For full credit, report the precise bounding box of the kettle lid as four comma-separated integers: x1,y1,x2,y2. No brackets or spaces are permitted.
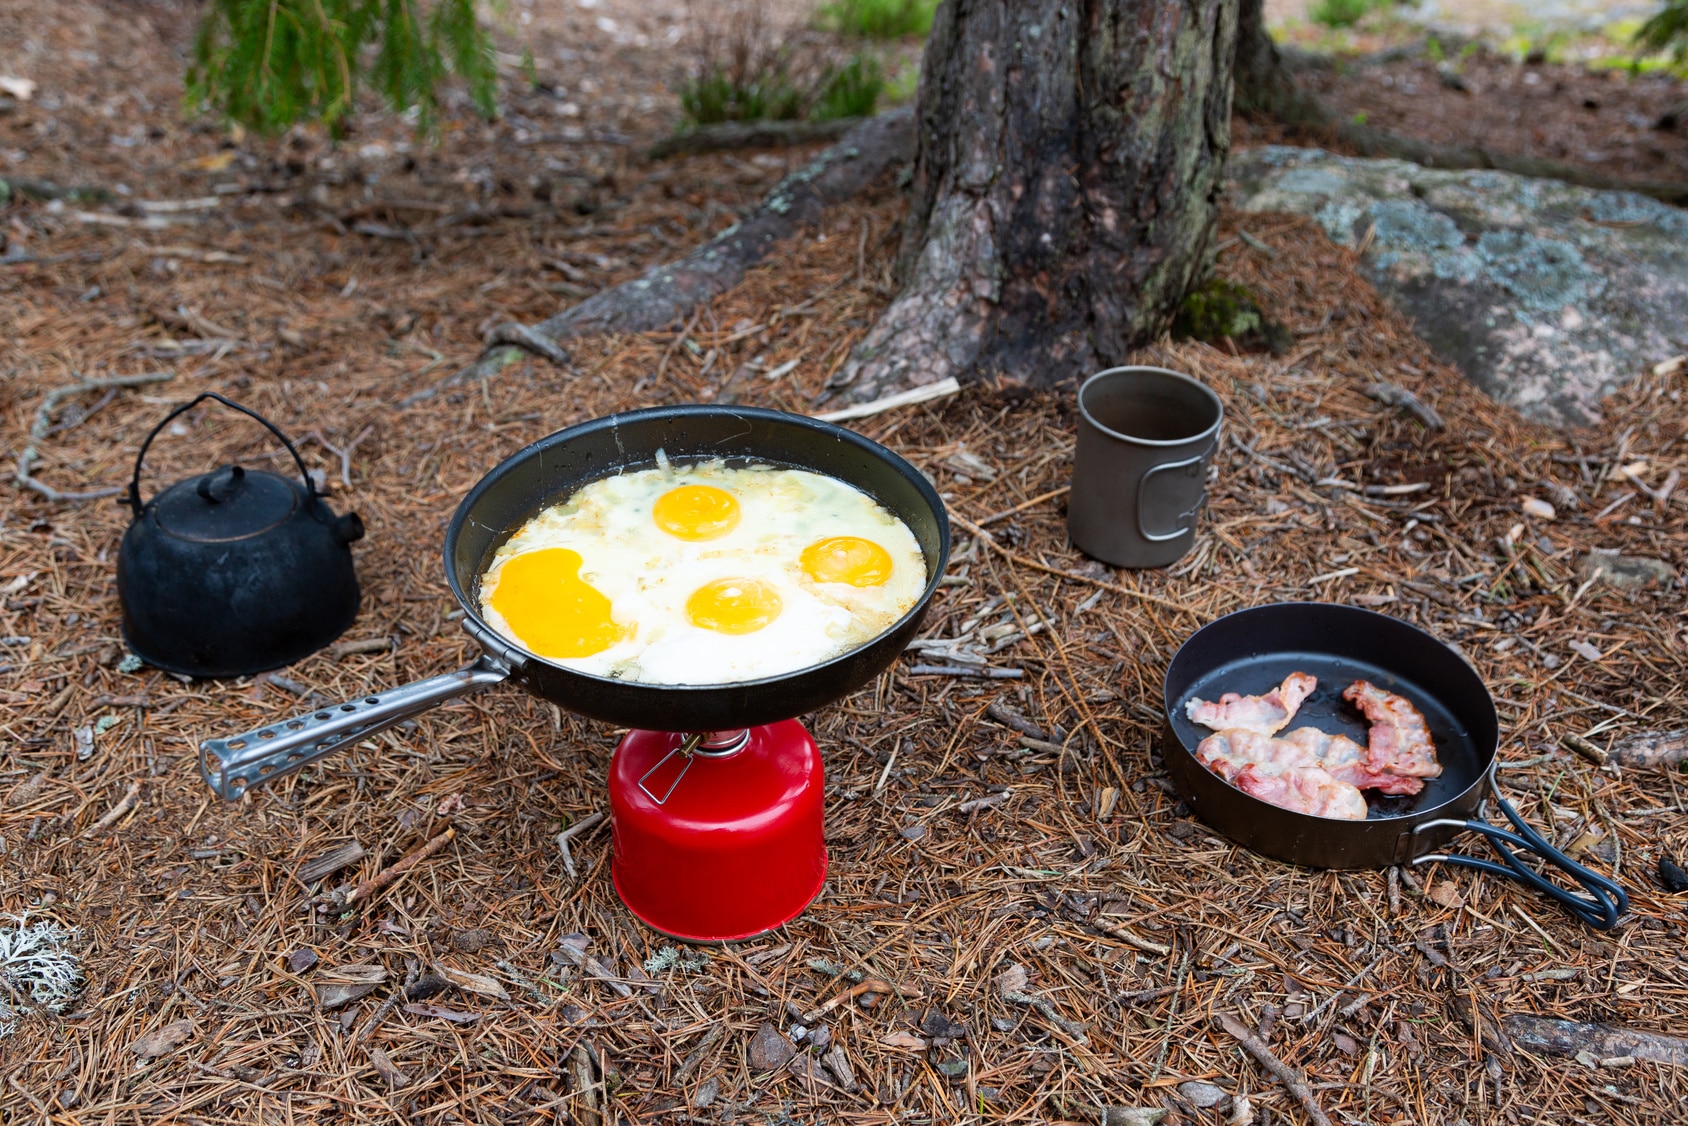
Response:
152,464,301,543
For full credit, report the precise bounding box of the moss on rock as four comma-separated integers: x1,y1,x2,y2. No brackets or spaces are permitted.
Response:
1172,278,1291,355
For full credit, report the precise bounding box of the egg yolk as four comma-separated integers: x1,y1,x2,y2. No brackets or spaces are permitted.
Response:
653,485,740,540
801,536,894,587
686,578,782,634
488,548,626,659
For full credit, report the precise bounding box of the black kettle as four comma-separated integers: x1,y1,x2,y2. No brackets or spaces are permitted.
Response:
117,393,365,678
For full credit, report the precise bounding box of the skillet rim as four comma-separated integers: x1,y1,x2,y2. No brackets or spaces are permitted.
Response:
441,403,951,702
1159,600,1498,854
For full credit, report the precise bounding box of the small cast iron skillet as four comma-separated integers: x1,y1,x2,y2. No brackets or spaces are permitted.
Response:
1161,602,1627,929
200,405,949,799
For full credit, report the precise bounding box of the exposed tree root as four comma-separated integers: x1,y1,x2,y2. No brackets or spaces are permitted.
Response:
822,194,995,405
407,109,915,408
1234,6,1688,207
644,118,864,161
1331,121,1688,207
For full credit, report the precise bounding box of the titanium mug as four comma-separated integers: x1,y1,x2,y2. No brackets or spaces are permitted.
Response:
1067,366,1223,569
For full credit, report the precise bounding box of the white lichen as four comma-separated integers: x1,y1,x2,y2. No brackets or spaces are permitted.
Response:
0,915,84,1039
642,945,711,975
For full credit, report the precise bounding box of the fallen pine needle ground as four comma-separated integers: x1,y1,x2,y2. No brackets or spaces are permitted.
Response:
1,0,1687,1122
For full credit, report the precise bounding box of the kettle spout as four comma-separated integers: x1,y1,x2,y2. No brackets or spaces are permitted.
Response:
333,511,366,545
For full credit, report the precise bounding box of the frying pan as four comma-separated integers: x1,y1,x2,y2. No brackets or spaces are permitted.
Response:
199,405,949,799
1161,602,1627,929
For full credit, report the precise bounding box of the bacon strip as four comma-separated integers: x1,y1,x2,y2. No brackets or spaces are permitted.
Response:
1342,680,1443,784
1195,729,1369,820
1281,726,1425,796
1183,673,1444,820
1184,672,1318,736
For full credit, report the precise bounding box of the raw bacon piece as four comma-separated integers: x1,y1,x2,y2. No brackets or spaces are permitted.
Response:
1194,729,1369,820
1198,726,1418,796
1343,680,1443,784
1281,726,1425,796
1230,762,1368,821
1184,672,1318,736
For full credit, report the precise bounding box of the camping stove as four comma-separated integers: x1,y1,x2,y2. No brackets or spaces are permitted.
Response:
608,721,826,943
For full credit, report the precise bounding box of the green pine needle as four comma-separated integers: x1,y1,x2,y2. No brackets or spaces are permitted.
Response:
187,0,498,136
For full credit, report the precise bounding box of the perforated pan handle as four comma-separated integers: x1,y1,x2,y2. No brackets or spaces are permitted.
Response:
198,620,524,800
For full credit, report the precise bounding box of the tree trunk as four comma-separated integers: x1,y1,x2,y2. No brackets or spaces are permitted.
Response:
1233,0,1324,125
830,0,1239,403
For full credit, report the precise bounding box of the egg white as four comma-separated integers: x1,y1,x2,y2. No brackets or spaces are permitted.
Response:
479,459,926,685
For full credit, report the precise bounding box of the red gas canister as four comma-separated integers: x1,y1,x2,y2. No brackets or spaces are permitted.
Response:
609,722,827,943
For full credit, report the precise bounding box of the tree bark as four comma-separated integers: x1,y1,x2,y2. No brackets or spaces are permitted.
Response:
1233,0,1324,125
829,0,1239,404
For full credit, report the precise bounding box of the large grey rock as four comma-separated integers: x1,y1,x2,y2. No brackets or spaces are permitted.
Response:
1229,147,1688,427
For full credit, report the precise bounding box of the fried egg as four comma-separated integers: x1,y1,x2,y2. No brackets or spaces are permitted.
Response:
478,459,926,685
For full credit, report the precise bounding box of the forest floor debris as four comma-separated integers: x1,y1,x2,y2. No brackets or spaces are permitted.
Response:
2,0,1688,1122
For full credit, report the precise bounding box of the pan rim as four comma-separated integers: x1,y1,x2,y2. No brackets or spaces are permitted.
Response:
441,403,951,696
1161,600,1497,828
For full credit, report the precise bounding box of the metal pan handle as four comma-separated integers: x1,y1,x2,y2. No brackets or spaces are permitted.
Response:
198,620,525,800
1411,789,1629,930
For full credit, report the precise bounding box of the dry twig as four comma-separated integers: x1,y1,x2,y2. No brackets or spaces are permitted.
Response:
1217,1013,1334,1126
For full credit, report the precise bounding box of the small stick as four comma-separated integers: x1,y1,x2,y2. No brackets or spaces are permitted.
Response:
354,993,401,1044
907,664,1023,679
83,781,142,838
802,978,899,1023
17,372,174,502
1299,955,1383,1024
1149,951,1190,1082
813,377,961,423
874,744,898,795
1561,731,1608,766
1218,1013,1335,1126
1238,229,1278,258
556,812,605,879
302,424,376,489
346,826,456,905
1093,920,1171,957
985,700,1046,740
329,636,393,660
1002,987,1089,1042
1634,467,1681,514
672,1024,723,1084
978,486,1070,526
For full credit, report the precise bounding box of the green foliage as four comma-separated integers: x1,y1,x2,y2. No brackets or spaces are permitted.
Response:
884,60,920,104
812,53,886,120
679,49,883,125
818,0,936,39
680,66,806,124
1309,0,1391,30
1635,0,1688,60
187,0,498,136
1172,279,1291,356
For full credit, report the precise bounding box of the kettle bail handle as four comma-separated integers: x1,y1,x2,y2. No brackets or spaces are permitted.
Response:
126,392,317,519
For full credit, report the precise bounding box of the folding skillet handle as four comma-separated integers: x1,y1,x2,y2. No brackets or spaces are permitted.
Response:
1410,786,1630,930
198,619,524,800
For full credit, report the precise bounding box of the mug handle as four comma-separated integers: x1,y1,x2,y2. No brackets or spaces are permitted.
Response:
1137,453,1208,542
